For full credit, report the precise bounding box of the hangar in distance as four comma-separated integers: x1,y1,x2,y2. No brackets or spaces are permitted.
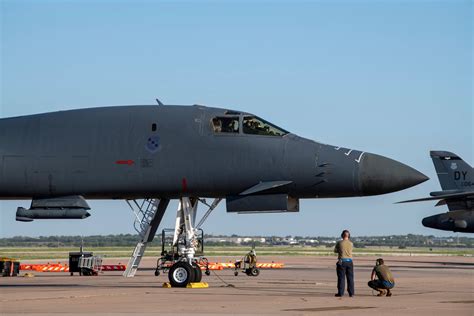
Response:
0,102,428,286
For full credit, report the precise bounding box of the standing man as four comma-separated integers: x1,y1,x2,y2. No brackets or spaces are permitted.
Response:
334,229,354,297
368,258,395,297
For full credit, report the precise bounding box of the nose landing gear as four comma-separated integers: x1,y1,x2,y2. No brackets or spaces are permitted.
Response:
169,261,195,287
155,197,221,287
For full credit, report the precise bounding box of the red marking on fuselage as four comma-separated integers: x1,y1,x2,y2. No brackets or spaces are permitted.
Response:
115,160,135,166
182,178,188,192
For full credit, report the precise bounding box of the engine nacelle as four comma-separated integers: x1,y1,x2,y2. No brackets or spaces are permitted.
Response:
422,210,474,233
16,208,91,222
15,195,91,222
226,194,299,213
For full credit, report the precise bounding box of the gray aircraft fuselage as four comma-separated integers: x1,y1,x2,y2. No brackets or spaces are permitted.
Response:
0,105,427,201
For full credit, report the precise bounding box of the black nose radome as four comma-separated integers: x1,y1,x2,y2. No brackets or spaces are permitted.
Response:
422,212,472,232
359,153,429,196
422,215,437,229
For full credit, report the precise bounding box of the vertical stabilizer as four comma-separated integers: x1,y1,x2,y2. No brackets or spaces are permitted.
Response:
430,151,472,190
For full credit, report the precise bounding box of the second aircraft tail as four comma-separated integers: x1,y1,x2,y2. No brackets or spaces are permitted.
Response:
430,151,473,191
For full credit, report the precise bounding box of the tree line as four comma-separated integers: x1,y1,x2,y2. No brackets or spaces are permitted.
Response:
0,234,472,248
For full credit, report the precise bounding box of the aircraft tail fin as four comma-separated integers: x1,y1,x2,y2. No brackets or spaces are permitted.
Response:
430,151,472,190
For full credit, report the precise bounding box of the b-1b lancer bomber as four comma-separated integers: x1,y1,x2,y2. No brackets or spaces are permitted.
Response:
0,102,428,286
400,151,474,233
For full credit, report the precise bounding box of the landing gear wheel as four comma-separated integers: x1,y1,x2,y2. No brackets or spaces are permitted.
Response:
250,267,260,277
192,262,202,283
234,271,239,276
154,269,160,276
168,262,195,287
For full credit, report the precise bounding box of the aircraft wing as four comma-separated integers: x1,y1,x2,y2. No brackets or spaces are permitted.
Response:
239,180,293,195
398,191,474,203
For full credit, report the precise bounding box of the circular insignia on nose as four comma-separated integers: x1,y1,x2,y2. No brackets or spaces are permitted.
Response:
145,135,160,153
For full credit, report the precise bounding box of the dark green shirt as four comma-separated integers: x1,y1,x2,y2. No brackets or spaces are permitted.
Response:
374,264,394,283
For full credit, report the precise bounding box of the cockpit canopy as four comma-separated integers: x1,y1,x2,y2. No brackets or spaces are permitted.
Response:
211,115,289,137
212,117,239,133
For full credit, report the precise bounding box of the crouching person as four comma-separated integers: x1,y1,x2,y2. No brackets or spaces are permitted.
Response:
368,258,395,297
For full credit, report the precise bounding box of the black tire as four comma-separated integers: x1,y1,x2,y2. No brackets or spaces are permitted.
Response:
192,263,202,283
154,269,160,276
168,262,194,288
234,271,239,276
250,268,260,277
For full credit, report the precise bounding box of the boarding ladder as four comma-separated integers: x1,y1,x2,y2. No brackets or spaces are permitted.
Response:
123,199,161,278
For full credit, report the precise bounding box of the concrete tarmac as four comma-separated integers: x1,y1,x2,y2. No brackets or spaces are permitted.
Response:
1,256,473,315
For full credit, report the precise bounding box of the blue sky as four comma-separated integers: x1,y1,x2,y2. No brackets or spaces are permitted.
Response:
1,0,472,237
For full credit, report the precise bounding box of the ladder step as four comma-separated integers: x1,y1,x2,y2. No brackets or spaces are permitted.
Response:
123,241,148,278
124,199,162,278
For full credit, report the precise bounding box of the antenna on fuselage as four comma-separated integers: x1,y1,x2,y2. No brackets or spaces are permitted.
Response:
155,98,164,106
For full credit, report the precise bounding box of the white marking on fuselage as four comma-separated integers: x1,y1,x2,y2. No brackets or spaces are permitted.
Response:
355,152,365,163
334,147,341,150
345,149,353,156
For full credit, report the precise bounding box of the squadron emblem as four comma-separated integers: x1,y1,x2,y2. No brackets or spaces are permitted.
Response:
145,135,160,153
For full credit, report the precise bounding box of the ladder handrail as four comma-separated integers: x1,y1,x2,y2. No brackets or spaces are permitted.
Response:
127,199,159,238
123,198,167,278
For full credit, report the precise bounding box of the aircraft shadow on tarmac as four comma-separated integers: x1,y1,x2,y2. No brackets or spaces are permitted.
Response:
288,264,474,271
391,260,474,267
0,282,167,289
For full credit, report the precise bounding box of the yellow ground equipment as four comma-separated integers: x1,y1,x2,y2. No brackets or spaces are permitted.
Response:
234,250,259,277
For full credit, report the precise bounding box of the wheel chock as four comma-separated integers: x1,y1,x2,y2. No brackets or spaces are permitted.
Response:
186,282,209,288
162,282,209,288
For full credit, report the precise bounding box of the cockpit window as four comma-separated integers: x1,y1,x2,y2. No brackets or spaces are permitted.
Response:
212,117,239,133
243,116,288,136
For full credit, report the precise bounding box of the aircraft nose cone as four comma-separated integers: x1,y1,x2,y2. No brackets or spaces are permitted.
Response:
359,153,429,196
422,215,437,229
